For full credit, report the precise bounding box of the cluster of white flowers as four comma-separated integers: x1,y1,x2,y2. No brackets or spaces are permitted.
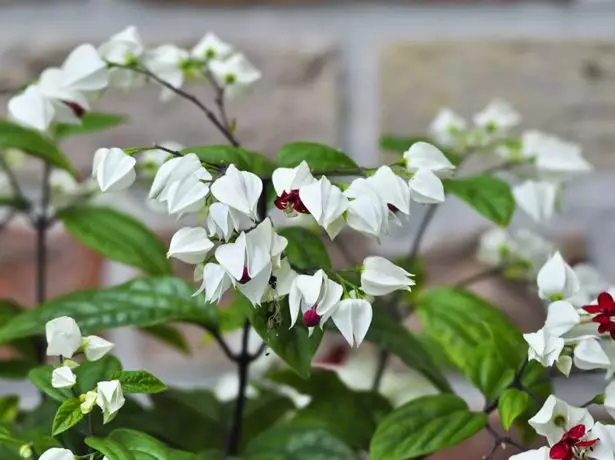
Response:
45,316,124,423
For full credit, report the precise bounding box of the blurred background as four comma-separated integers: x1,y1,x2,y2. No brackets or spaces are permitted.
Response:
1,0,615,457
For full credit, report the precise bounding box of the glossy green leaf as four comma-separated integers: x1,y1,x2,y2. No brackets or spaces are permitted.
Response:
277,142,358,173
140,324,190,354
0,120,74,173
0,277,217,344
417,287,525,401
277,227,331,271
77,355,123,393
240,295,322,378
28,366,72,402
95,428,198,459
58,206,170,276
52,398,83,436
245,424,355,460
183,145,276,177
443,174,515,226
366,306,451,393
55,112,127,138
86,436,135,460
498,388,529,430
370,394,487,459
112,371,167,394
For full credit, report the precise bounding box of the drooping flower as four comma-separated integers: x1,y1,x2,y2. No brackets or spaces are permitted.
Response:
319,295,373,348
96,380,125,424
39,448,76,460
345,191,388,239
360,256,415,296
536,252,580,302
299,177,348,239
272,161,315,216
523,131,592,180
429,108,467,148
82,335,114,362
209,53,261,98
164,172,210,216
59,44,108,93
144,44,189,101
211,164,263,220
288,270,343,329
92,147,137,193
46,316,82,359
99,25,145,89
51,366,77,389
8,85,55,132
194,263,234,304
524,328,565,367
572,337,611,371
168,227,214,265
512,180,559,223
206,202,252,241
149,153,203,201
403,142,455,177
191,33,233,62
408,169,445,204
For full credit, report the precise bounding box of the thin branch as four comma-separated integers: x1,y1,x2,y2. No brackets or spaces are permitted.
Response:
226,320,251,455
454,266,503,288
483,423,524,459
203,69,232,132
209,329,237,362
249,342,268,362
153,143,225,173
110,63,239,147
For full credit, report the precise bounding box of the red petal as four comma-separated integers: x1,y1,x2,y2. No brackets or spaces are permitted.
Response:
576,438,598,448
598,292,615,309
550,443,571,459
567,424,586,440
594,314,612,324
598,323,610,334
584,305,604,314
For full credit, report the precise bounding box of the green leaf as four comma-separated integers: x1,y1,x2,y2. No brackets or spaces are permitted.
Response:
112,371,167,394
366,306,451,393
277,227,331,271
370,394,487,459
98,428,198,459
86,436,135,460
0,426,24,446
0,396,19,424
240,295,322,378
417,287,525,401
277,142,358,172
498,388,529,430
57,206,170,276
183,145,276,177
0,277,217,344
0,196,29,210
54,112,127,138
443,174,515,226
140,325,190,354
245,424,355,460
0,120,74,173
28,366,72,402
52,397,83,436
379,134,462,165
76,355,122,393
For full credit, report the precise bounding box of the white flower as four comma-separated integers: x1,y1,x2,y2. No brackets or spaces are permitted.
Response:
192,33,233,61
288,270,343,329
403,142,455,177
345,191,388,239
299,177,348,239
39,448,75,460
528,395,593,445
272,161,316,215
544,300,580,336
429,108,467,147
209,53,261,98
168,227,214,264
80,390,97,415
556,355,573,377
82,335,114,362
604,381,615,419
49,169,83,209
8,85,55,132
512,180,558,224
149,153,203,201
96,380,125,424
473,99,520,132
37,68,90,125
60,44,108,93
92,147,136,193
99,26,145,89
144,44,189,101
537,252,580,301
573,338,611,371
46,316,82,358
366,166,411,216
320,296,373,348
137,143,180,178
509,447,550,460
195,263,233,304
264,258,298,302
523,131,592,180
408,169,445,204
211,164,263,220
524,328,564,367
51,366,76,389
591,422,615,460
360,256,415,296
206,202,252,241
165,172,210,216
477,227,512,266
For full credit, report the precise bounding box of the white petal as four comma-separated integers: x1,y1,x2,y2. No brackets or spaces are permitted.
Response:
523,328,564,367
403,142,454,176
513,180,558,224
46,316,82,358
272,161,315,195
39,448,76,460
367,166,411,215
574,338,611,370
331,298,372,347
168,227,213,264
509,447,550,460
51,366,77,389
215,233,247,280
198,263,233,303
211,165,262,219
299,177,348,228
94,148,136,193
537,251,580,301
61,44,108,91
238,263,272,306
408,169,445,204
8,85,55,132
166,173,209,215
83,335,114,361
346,192,387,238
544,300,580,336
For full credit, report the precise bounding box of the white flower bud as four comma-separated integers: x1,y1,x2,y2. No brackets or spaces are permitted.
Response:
209,53,261,99
92,147,136,193
8,85,55,132
360,256,415,297
60,44,108,92
96,380,125,424
512,180,558,224
403,142,455,177
298,177,348,239
473,99,520,132
82,335,114,362
165,173,209,216
168,227,214,264
80,390,98,415
39,448,75,460
536,252,580,302
51,366,76,389
45,316,82,359
408,169,445,204
211,165,263,221
19,444,32,459
429,108,467,147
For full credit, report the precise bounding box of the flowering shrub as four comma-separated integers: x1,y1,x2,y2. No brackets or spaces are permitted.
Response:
0,25,609,460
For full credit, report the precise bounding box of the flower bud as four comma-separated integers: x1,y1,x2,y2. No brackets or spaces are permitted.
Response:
92,147,136,193
82,335,114,362
96,380,125,424
168,227,214,264
360,256,415,296
19,444,32,459
403,142,454,177
302,307,321,328
45,316,82,359
39,448,75,460
51,365,77,389
80,390,98,414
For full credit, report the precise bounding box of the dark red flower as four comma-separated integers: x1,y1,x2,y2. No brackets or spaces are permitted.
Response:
62,101,86,118
583,292,615,339
274,189,309,215
549,425,598,460
239,266,251,284
387,203,399,213
302,306,321,328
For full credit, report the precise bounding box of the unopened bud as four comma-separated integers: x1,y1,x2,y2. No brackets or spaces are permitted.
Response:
19,444,32,459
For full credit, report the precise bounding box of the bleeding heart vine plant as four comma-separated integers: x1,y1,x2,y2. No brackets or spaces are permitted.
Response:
0,25,611,460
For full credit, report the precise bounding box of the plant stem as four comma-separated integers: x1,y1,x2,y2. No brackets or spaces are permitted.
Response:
371,204,439,391
454,266,503,288
34,162,52,363
226,320,251,455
